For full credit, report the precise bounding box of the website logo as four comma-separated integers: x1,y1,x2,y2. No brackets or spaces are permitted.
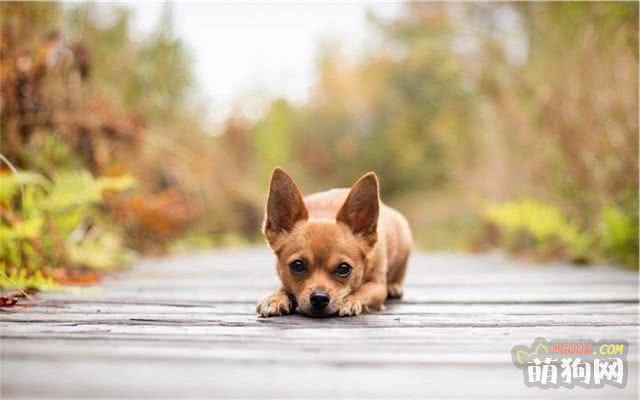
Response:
511,338,628,389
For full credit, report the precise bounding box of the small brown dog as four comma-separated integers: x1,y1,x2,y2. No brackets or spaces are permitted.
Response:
257,168,412,317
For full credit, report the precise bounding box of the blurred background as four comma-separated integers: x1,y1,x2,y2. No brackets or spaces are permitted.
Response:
1,2,637,289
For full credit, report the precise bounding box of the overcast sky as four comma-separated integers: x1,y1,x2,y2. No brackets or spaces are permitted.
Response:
121,2,402,126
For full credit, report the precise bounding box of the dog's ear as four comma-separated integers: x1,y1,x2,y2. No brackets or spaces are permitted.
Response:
264,167,308,244
336,172,379,246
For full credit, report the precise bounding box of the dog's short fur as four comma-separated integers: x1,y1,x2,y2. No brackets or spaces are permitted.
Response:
256,168,412,317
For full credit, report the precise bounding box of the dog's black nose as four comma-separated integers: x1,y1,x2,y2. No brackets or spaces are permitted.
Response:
310,290,330,310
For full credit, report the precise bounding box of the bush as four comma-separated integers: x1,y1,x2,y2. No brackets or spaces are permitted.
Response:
486,200,638,268
0,167,136,289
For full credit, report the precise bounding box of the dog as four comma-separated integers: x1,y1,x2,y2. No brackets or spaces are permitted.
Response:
256,168,412,317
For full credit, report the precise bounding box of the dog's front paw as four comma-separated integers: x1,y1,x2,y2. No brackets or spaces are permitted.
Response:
337,296,364,317
256,292,294,317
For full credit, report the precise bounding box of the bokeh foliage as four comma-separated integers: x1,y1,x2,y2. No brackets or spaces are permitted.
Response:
237,3,638,267
1,1,637,287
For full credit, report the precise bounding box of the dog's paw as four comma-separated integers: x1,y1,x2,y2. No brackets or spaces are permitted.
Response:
387,283,404,299
337,296,364,317
256,292,294,317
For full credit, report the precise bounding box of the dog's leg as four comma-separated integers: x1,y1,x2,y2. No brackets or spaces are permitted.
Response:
256,287,296,317
337,281,387,317
386,254,408,299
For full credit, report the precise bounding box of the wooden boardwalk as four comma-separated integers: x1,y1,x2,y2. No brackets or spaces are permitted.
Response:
1,248,638,399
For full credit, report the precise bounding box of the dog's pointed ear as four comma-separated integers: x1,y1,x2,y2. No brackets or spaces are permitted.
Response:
264,167,308,244
336,172,379,246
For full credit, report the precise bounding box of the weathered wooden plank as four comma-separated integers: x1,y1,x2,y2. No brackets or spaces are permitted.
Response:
96,273,637,287
0,338,558,363
1,311,637,327
88,281,640,293
2,324,637,342
2,338,638,363
29,284,637,303
2,358,636,399
3,301,638,316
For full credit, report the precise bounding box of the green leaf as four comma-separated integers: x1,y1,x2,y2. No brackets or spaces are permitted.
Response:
11,218,44,239
0,172,48,202
95,174,137,192
67,232,135,270
0,263,59,291
44,171,136,211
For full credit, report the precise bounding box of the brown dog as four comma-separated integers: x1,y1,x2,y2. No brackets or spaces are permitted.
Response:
256,168,412,317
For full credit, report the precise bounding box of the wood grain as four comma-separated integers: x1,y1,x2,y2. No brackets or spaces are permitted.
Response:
1,248,638,399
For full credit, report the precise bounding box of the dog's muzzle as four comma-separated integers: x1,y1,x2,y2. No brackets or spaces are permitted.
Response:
309,290,330,311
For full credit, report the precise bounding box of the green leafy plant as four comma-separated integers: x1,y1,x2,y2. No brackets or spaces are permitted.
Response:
486,200,638,267
600,206,638,268
0,168,136,290
0,263,59,291
485,200,593,262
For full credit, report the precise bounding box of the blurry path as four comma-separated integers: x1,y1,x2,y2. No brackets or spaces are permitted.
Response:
1,248,638,399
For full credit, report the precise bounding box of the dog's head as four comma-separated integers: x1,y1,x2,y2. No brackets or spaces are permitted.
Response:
264,168,379,317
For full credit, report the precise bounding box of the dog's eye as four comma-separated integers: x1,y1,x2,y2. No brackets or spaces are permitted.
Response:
335,263,352,278
289,259,307,274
